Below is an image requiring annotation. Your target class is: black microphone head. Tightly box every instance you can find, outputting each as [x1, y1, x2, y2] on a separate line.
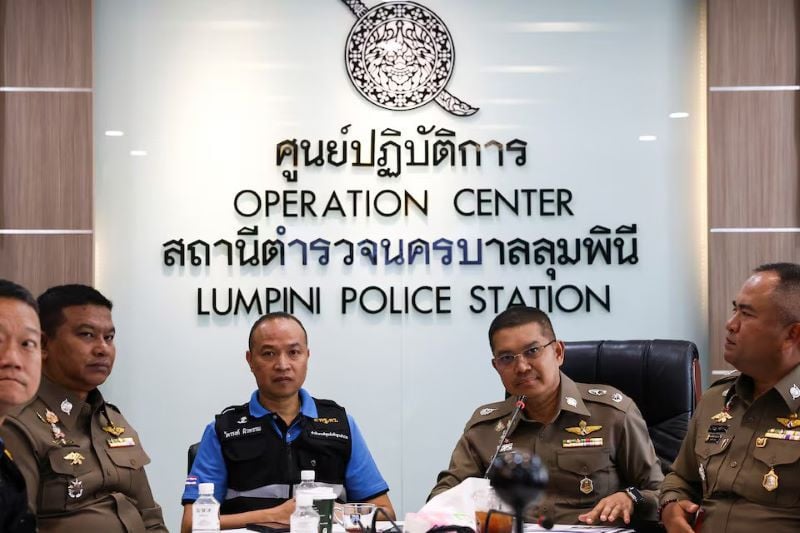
[487, 451, 548, 513]
[537, 515, 554, 530]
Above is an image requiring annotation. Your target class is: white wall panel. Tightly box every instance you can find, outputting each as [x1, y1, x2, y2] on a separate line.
[94, 1, 704, 528]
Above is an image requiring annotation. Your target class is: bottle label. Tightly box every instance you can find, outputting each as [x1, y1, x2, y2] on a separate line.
[193, 503, 220, 531]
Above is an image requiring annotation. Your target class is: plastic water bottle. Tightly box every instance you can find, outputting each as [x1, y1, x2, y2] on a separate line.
[294, 469, 319, 497]
[192, 482, 220, 532]
[290, 493, 320, 533]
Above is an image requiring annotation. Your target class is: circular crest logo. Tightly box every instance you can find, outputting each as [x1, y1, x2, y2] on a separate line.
[341, 0, 478, 116]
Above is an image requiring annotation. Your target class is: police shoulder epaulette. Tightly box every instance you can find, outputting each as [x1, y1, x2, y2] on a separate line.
[465, 399, 515, 429]
[710, 372, 739, 388]
[575, 383, 632, 411]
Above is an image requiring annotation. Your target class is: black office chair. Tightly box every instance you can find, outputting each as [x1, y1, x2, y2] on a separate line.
[562, 339, 701, 474]
[187, 442, 200, 474]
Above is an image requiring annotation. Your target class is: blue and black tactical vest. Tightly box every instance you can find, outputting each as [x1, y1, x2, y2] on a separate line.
[214, 398, 352, 514]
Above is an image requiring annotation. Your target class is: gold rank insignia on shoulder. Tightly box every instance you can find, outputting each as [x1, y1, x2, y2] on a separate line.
[776, 413, 800, 429]
[764, 428, 800, 441]
[63, 452, 84, 465]
[107, 437, 136, 448]
[763, 467, 779, 492]
[562, 437, 603, 448]
[711, 411, 732, 423]
[565, 420, 602, 437]
[102, 424, 126, 437]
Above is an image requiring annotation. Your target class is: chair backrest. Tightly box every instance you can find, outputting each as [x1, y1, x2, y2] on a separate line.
[561, 340, 701, 473]
[188, 442, 200, 474]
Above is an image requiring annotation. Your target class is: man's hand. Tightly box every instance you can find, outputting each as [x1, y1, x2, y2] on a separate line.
[578, 491, 634, 525]
[183, 499, 298, 533]
[260, 499, 296, 523]
[660, 500, 700, 533]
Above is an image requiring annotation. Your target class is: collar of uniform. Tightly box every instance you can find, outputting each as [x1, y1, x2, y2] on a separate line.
[248, 388, 318, 419]
[558, 373, 592, 417]
[732, 374, 754, 406]
[36, 375, 97, 431]
[771, 363, 800, 412]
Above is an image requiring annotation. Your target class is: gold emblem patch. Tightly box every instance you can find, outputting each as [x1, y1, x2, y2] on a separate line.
[565, 420, 602, 437]
[102, 424, 126, 437]
[776, 414, 800, 429]
[711, 411, 732, 423]
[64, 452, 84, 465]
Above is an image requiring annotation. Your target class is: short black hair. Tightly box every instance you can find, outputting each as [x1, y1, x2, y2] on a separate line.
[0, 279, 38, 312]
[248, 312, 308, 350]
[754, 262, 800, 322]
[37, 284, 113, 337]
[488, 306, 555, 351]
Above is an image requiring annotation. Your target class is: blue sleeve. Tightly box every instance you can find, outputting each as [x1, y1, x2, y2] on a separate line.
[181, 422, 228, 504]
[344, 414, 389, 501]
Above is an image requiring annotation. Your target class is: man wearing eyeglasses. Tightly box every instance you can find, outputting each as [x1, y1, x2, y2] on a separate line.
[429, 306, 663, 527]
[181, 312, 395, 532]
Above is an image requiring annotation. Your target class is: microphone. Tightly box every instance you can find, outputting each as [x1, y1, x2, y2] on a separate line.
[536, 515, 554, 530]
[487, 451, 549, 533]
[484, 395, 527, 478]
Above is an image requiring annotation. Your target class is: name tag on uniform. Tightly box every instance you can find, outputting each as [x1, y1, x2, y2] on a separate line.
[562, 437, 603, 448]
[107, 437, 136, 448]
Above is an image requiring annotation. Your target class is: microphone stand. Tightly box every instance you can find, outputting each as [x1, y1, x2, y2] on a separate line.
[484, 395, 526, 479]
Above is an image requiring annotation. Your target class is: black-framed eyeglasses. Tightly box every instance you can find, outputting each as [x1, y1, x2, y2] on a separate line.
[493, 339, 556, 369]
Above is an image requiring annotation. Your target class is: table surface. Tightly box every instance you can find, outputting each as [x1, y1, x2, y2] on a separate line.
[228, 522, 634, 533]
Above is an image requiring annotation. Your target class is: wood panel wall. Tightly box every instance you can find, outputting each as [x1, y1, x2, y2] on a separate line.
[0, 0, 93, 296]
[707, 0, 800, 373]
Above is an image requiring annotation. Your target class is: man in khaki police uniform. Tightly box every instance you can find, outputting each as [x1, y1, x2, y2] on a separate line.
[0, 279, 42, 532]
[660, 263, 800, 532]
[0, 284, 167, 532]
[430, 306, 663, 527]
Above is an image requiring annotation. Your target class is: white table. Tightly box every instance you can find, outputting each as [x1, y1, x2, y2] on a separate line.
[229, 522, 633, 533]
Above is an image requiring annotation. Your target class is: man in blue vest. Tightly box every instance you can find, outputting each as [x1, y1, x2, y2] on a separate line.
[181, 312, 394, 532]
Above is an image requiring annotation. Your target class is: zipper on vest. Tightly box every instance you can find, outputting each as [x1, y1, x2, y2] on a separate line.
[285, 431, 294, 495]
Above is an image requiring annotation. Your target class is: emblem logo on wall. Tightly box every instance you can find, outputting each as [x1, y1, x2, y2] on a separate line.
[340, 0, 479, 116]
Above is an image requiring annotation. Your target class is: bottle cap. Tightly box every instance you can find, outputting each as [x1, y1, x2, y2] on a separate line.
[300, 470, 315, 481]
[198, 482, 215, 495]
[296, 493, 314, 507]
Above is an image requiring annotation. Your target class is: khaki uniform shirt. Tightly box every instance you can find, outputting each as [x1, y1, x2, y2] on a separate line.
[430, 373, 663, 525]
[660, 365, 800, 531]
[0, 377, 167, 533]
